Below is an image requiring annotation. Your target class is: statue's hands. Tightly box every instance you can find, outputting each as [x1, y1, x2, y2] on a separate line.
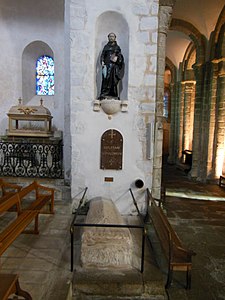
[102, 62, 105, 67]
[110, 53, 118, 63]
[111, 56, 118, 63]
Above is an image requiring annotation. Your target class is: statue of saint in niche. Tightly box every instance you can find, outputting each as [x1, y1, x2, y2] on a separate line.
[98, 33, 125, 100]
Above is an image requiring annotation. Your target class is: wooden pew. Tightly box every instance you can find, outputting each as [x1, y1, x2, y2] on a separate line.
[0, 193, 39, 257]
[0, 181, 54, 259]
[147, 189, 196, 289]
[219, 175, 225, 187]
[0, 178, 21, 207]
[0, 273, 32, 300]
[18, 181, 54, 214]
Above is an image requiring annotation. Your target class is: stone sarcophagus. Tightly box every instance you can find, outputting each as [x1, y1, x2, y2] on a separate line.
[81, 197, 133, 269]
[7, 98, 53, 137]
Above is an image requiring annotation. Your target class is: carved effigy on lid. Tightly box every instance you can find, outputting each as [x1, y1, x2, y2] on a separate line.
[7, 98, 53, 137]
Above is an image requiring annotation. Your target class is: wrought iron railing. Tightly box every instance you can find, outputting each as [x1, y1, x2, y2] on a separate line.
[0, 139, 63, 178]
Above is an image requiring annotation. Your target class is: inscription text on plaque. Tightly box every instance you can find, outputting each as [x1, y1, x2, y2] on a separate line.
[100, 129, 123, 170]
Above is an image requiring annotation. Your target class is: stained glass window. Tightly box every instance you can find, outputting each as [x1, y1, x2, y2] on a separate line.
[163, 91, 169, 119]
[36, 55, 54, 95]
[163, 87, 171, 120]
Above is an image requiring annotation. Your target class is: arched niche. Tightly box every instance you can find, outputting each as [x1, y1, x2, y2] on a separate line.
[22, 41, 54, 104]
[95, 11, 129, 100]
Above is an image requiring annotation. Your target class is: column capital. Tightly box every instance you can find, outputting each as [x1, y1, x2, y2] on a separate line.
[192, 63, 204, 78]
[212, 58, 225, 76]
[182, 81, 196, 93]
[211, 57, 225, 64]
[218, 60, 225, 77]
[181, 80, 196, 85]
[158, 5, 173, 35]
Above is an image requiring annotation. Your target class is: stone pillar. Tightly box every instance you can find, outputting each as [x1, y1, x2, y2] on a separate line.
[189, 83, 196, 150]
[178, 82, 185, 161]
[174, 81, 181, 163]
[167, 82, 176, 163]
[152, 3, 174, 199]
[189, 63, 205, 179]
[183, 82, 195, 150]
[214, 59, 225, 177]
[205, 60, 218, 179]
[168, 77, 196, 167]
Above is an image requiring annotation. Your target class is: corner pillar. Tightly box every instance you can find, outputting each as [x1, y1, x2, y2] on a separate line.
[152, 4, 174, 199]
[214, 59, 225, 178]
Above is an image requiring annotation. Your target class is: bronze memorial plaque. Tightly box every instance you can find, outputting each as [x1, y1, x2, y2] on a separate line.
[100, 129, 123, 170]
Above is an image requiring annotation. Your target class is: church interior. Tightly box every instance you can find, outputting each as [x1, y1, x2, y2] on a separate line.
[0, 0, 225, 299]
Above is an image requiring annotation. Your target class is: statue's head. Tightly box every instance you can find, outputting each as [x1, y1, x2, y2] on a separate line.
[108, 32, 116, 43]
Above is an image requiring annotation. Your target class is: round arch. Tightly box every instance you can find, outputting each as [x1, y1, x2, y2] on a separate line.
[170, 19, 206, 65]
[165, 57, 177, 84]
[213, 6, 225, 48]
[22, 41, 54, 104]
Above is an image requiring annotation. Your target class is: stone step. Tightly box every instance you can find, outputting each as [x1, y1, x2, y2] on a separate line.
[72, 268, 165, 300]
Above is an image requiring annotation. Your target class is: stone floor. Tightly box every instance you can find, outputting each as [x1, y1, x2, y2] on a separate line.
[162, 162, 225, 201]
[161, 163, 225, 300]
[162, 197, 225, 300]
[0, 164, 225, 299]
[0, 202, 73, 300]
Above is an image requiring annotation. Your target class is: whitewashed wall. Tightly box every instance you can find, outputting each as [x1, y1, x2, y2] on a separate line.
[70, 0, 159, 214]
[0, 0, 72, 180]
[0, 0, 65, 135]
[0, 0, 159, 212]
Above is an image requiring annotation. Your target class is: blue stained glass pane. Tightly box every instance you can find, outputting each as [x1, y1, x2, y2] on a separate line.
[163, 93, 169, 118]
[36, 55, 54, 95]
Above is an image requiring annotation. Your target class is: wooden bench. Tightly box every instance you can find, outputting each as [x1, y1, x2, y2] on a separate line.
[0, 273, 32, 300]
[219, 175, 225, 187]
[0, 178, 21, 207]
[147, 189, 196, 289]
[18, 181, 54, 214]
[0, 181, 54, 257]
[0, 193, 39, 257]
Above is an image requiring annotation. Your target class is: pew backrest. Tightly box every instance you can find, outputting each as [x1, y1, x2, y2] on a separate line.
[0, 178, 21, 197]
[0, 193, 22, 214]
[18, 181, 54, 214]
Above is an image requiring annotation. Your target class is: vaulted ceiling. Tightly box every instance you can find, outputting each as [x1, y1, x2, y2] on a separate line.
[166, 0, 225, 67]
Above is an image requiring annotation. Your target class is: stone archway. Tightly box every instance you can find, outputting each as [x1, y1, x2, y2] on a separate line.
[168, 19, 208, 180]
[170, 19, 206, 65]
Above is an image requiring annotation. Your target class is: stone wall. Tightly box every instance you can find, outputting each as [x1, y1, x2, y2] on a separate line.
[70, 0, 160, 213]
[0, 0, 65, 133]
[0, 0, 71, 180]
[166, 9, 225, 182]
